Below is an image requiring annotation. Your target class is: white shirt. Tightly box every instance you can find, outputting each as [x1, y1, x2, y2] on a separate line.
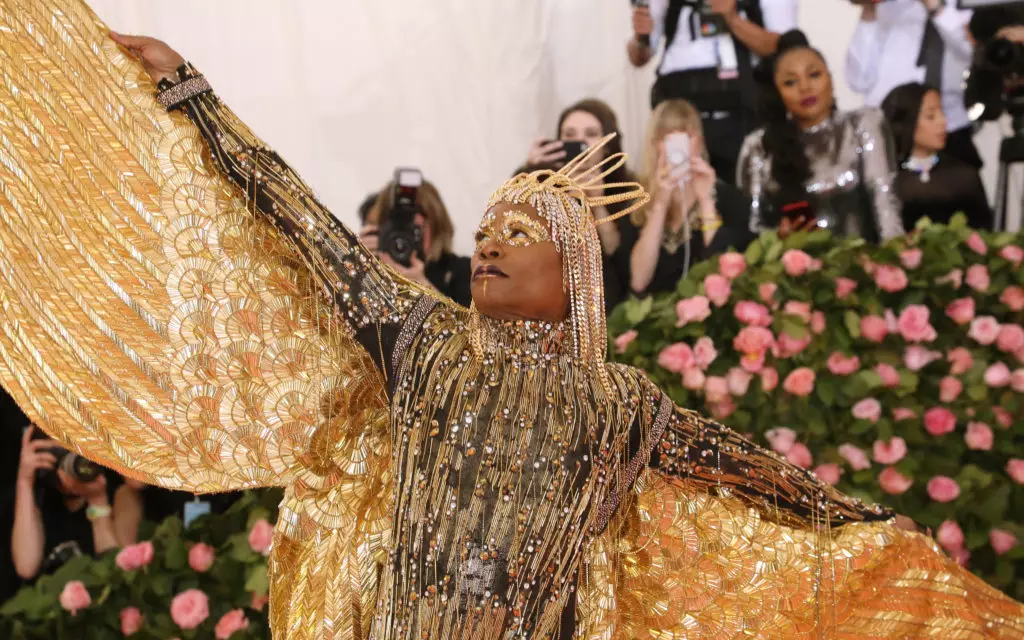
[845, 0, 974, 131]
[650, 0, 799, 75]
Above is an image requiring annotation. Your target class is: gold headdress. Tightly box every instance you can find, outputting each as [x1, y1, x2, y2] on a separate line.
[484, 134, 649, 367]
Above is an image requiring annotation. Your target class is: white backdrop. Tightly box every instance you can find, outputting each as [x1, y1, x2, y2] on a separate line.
[89, 0, 1016, 254]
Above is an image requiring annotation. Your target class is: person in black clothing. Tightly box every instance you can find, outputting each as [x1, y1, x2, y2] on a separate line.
[628, 0, 799, 184]
[359, 178, 472, 307]
[626, 99, 754, 296]
[881, 82, 991, 231]
[518, 99, 638, 312]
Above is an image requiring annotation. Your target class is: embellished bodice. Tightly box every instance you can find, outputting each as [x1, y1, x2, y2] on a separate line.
[738, 108, 905, 242]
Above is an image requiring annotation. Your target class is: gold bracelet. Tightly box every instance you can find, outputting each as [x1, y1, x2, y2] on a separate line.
[86, 504, 112, 521]
[700, 218, 723, 232]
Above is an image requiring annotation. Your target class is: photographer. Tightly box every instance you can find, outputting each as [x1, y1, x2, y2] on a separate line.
[628, 0, 799, 183]
[11, 426, 139, 581]
[359, 175, 472, 307]
[845, 0, 982, 168]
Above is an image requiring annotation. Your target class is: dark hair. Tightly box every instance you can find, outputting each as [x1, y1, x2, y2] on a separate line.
[754, 30, 829, 213]
[357, 191, 379, 224]
[556, 99, 636, 210]
[881, 82, 936, 163]
[969, 5, 1024, 42]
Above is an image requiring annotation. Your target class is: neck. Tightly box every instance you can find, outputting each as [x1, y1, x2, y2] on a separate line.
[910, 147, 938, 160]
[471, 314, 569, 358]
[796, 111, 832, 131]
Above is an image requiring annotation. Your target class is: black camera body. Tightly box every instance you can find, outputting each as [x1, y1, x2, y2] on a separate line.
[379, 168, 425, 268]
[29, 428, 101, 489]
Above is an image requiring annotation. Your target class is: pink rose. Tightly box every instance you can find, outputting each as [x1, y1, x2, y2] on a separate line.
[885, 309, 900, 333]
[251, 592, 270, 611]
[990, 529, 1018, 556]
[994, 407, 1013, 429]
[785, 443, 813, 469]
[727, 367, 753, 396]
[875, 265, 908, 292]
[171, 589, 210, 630]
[759, 282, 778, 306]
[859, 315, 888, 343]
[693, 336, 718, 370]
[765, 427, 797, 454]
[811, 311, 826, 335]
[1001, 245, 1024, 265]
[675, 296, 711, 327]
[782, 368, 816, 397]
[741, 351, 766, 373]
[893, 407, 917, 422]
[904, 346, 941, 371]
[965, 421, 994, 451]
[924, 407, 957, 436]
[838, 444, 871, 471]
[937, 521, 965, 551]
[734, 301, 772, 327]
[949, 546, 971, 568]
[860, 256, 878, 275]
[116, 541, 155, 572]
[852, 398, 882, 423]
[248, 519, 274, 556]
[835, 277, 858, 299]
[613, 330, 638, 354]
[878, 467, 913, 495]
[967, 231, 987, 254]
[710, 398, 736, 420]
[900, 248, 923, 269]
[1002, 286, 1024, 311]
[760, 367, 779, 392]
[682, 367, 706, 391]
[997, 324, 1024, 353]
[938, 269, 963, 289]
[704, 376, 729, 403]
[945, 298, 976, 326]
[121, 607, 144, 636]
[782, 249, 815, 276]
[188, 543, 215, 573]
[898, 305, 937, 343]
[947, 348, 974, 376]
[704, 274, 732, 307]
[773, 332, 811, 359]
[872, 437, 907, 464]
[783, 301, 812, 322]
[657, 343, 695, 373]
[1013, 369, 1024, 392]
[966, 265, 991, 292]
[875, 363, 901, 388]
[939, 376, 963, 403]
[215, 609, 249, 640]
[1008, 459, 1024, 484]
[813, 463, 842, 485]
[718, 252, 747, 279]
[927, 476, 961, 503]
[59, 580, 91, 616]
[733, 327, 774, 366]
[984, 362, 1012, 388]
[827, 353, 860, 376]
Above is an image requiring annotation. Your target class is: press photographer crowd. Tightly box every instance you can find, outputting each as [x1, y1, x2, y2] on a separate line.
[2, 0, 1024, 634]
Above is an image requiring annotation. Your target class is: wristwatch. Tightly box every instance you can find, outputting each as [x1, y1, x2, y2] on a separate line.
[86, 504, 112, 521]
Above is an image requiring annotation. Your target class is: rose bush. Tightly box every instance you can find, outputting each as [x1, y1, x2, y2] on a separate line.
[1, 490, 281, 639]
[609, 219, 1023, 599]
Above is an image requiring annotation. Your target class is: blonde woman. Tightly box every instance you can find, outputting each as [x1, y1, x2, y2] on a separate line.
[624, 100, 754, 296]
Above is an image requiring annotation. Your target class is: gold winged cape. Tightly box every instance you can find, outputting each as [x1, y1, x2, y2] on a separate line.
[0, 1, 1022, 638]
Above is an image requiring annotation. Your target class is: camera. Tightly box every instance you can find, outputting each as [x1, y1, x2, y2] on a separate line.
[379, 168, 425, 268]
[29, 427, 101, 488]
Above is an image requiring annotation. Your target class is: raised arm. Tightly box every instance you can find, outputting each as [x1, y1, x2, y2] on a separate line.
[856, 109, 906, 241]
[736, 130, 769, 234]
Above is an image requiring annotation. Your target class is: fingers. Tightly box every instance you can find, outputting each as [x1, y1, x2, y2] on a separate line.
[21, 425, 34, 447]
[109, 31, 152, 51]
[541, 140, 564, 154]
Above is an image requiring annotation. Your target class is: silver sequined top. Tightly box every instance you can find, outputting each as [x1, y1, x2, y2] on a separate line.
[737, 108, 905, 241]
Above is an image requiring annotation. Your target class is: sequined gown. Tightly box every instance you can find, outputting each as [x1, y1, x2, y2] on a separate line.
[737, 108, 905, 241]
[1, 3, 1022, 639]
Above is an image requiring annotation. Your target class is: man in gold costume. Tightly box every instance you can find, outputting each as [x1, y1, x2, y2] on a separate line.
[0, 1, 1021, 638]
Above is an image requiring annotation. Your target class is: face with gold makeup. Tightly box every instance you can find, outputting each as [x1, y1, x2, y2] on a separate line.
[470, 202, 569, 323]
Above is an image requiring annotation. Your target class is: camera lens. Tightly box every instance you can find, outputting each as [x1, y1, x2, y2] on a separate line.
[61, 453, 101, 482]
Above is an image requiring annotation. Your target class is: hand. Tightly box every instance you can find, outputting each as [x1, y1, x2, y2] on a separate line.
[526, 138, 566, 167]
[919, 0, 941, 13]
[109, 32, 185, 84]
[709, 0, 738, 18]
[894, 514, 919, 532]
[997, 25, 1024, 44]
[58, 469, 109, 505]
[777, 215, 818, 239]
[17, 426, 56, 488]
[359, 224, 380, 252]
[651, 145, 687, 213]
[378, 253, 435, 290]
[690, 157, 717, 205]
[632, 6, 654, 38]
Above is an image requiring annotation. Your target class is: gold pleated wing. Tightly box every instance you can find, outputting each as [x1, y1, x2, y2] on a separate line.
[0, 0, 389, 499]
[581, 471, 1024, 639]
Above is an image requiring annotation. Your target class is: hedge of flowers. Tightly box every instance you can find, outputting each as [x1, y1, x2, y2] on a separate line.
[1, 490, 281, 640]
[609, 218, 1023, 600]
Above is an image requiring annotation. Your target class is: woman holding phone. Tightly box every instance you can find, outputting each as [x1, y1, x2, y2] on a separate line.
[624, 99, 754, 296]
[737, 30, 905, 241]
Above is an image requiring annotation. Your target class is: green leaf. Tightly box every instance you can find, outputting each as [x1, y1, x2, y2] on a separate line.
[844, 311, 861, 338]
[245, 565, 269, 597]
[815, 379, 837, 406]
[744, 240, 764, 265]
[624, 296, 654, 326]
[164, 537, 186, 571]
[967, 383, 987, 402]
[779, 314, 809, 339]
[970, 483, 1010, 523]
[854, 370, 883, 391]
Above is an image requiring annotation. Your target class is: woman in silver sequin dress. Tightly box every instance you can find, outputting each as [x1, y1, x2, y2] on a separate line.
[737, 30, 905, 242]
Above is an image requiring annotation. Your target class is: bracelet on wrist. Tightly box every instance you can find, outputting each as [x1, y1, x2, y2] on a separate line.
[701, 219, 723, 232]
[86, 504, 112, 521]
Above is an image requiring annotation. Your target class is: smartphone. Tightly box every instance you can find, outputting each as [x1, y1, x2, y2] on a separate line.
[663, 132, 691, 179]
[560, 140, 588, 165]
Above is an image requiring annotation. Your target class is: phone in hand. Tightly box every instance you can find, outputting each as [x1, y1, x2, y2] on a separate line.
[560, 140, 589, 165]
[663, 132, 692, 181]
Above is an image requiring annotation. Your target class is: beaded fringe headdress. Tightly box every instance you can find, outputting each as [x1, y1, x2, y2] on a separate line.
[483, 134, 649, 367]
